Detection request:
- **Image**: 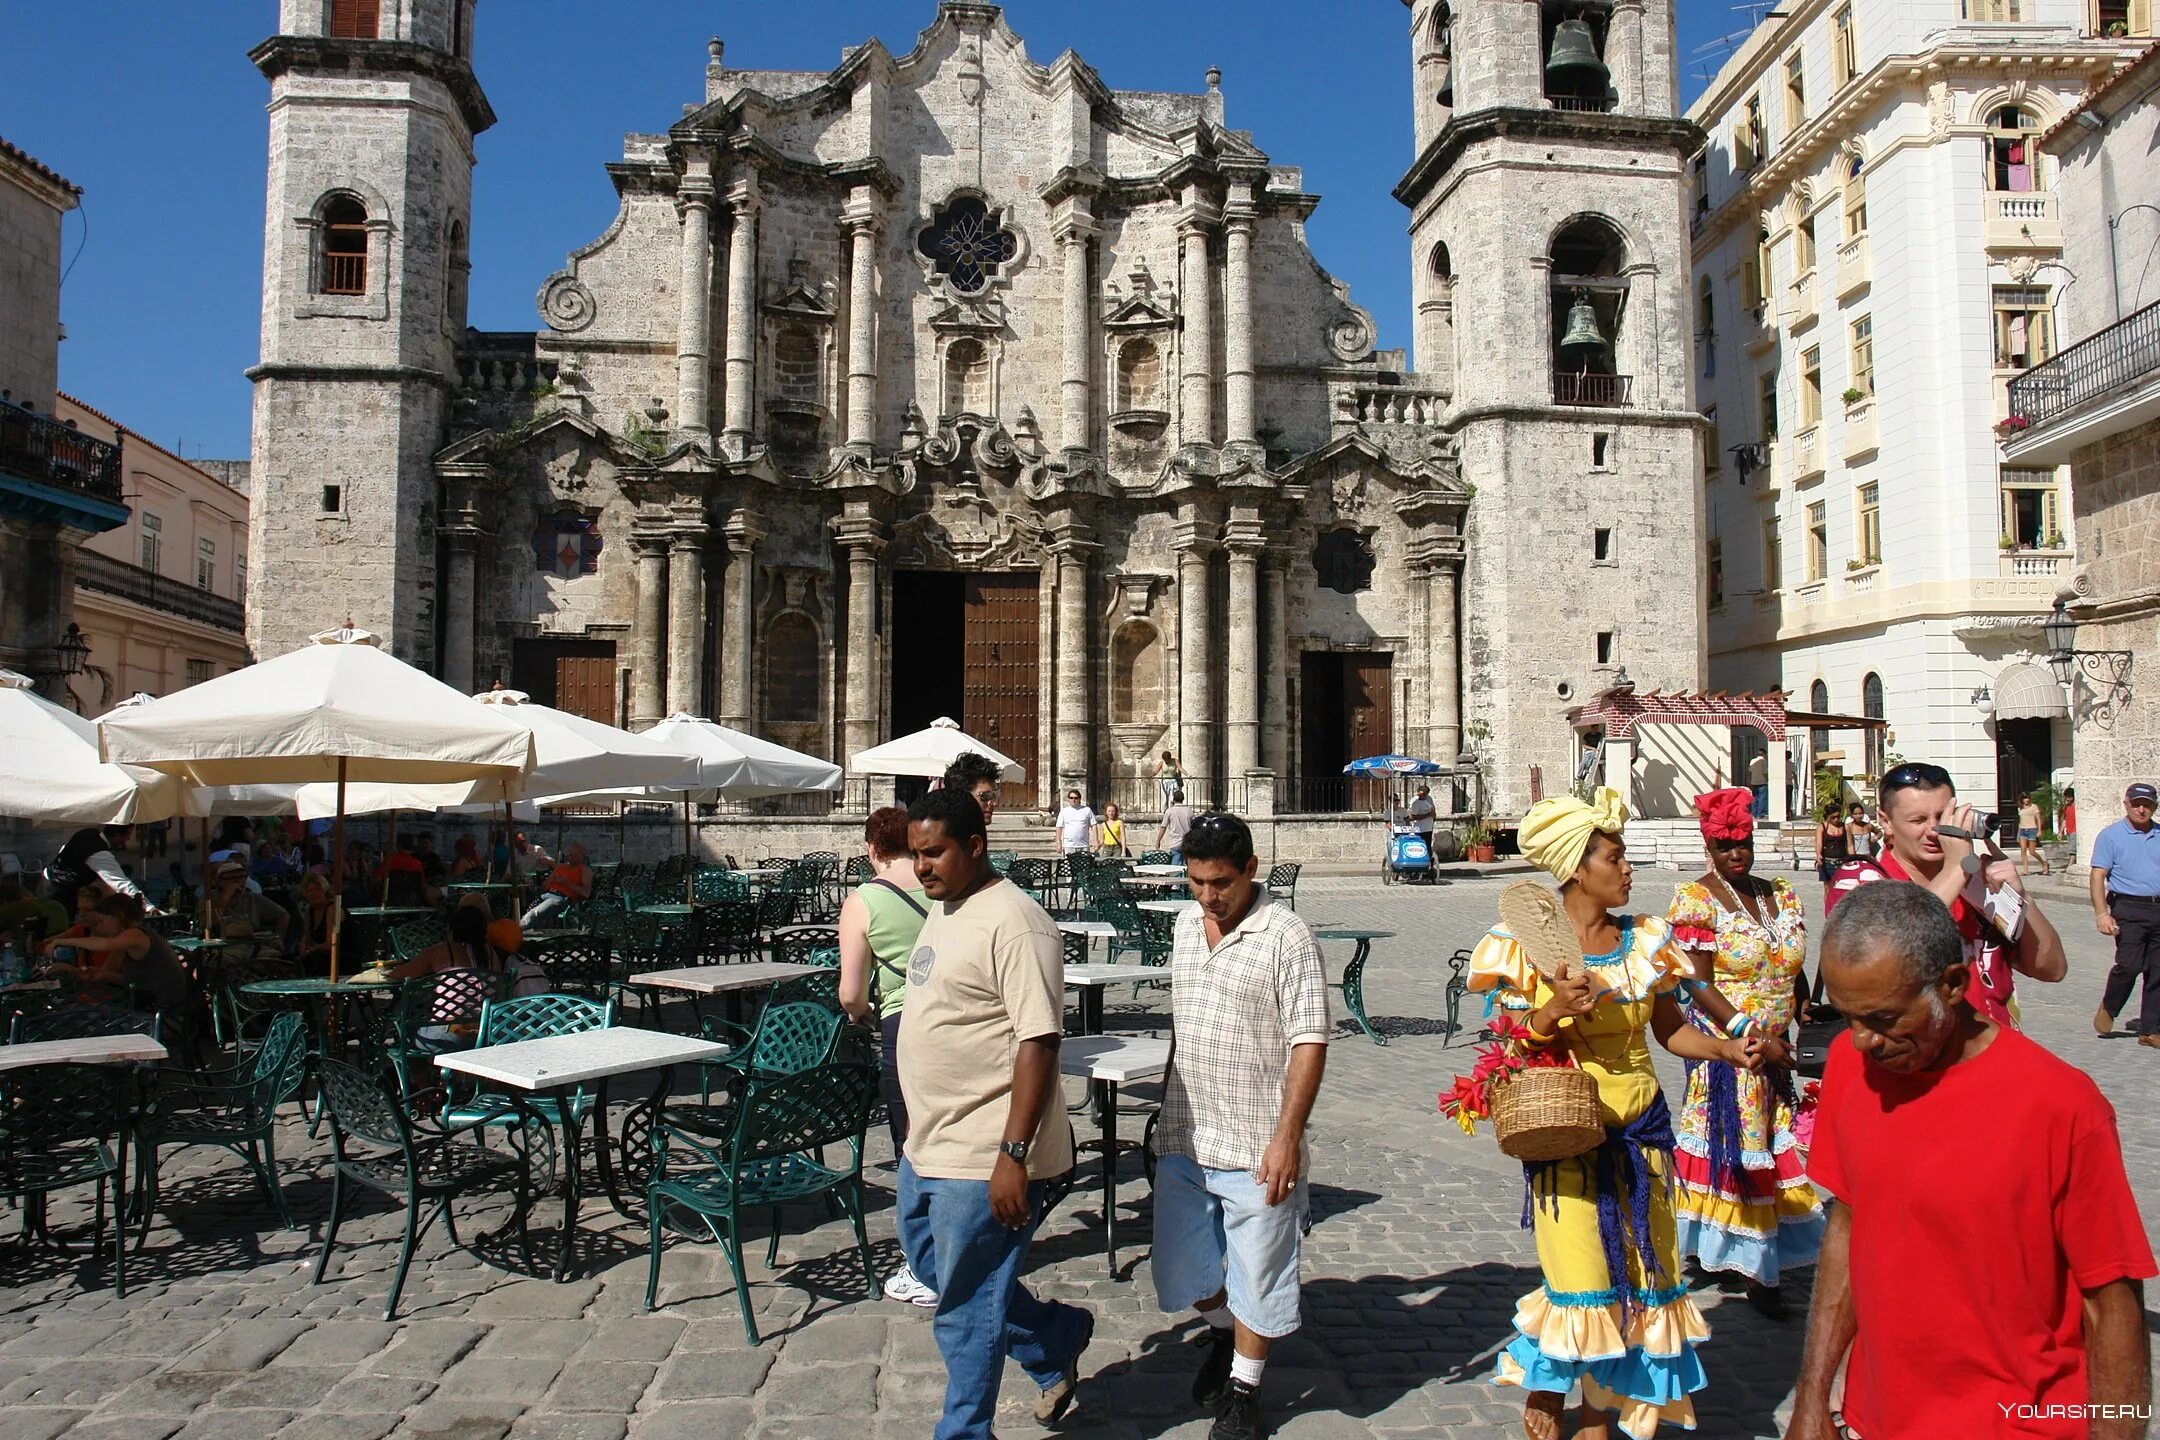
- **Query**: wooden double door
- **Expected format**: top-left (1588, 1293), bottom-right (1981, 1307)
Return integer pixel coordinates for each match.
top-left (511, 638), bottom-right (617, 726)
top-left (1300, 652), bottom-right (1395, 813)
top-left (890, 571), bottom-right (1039, 809)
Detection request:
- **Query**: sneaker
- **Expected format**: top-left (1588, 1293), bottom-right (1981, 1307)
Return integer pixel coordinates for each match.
top-left (1192, 1326), bottom-right (1236, 1407)
top-left (1033, 1304), bottom-right (1095, 1423)
top-left (882, 1264), bottom-right (937, 1307)
top-left (1210, 1378), bottom-right (1267, 1440)
top-left (2095, 1007), bottom-right (2115, 1037)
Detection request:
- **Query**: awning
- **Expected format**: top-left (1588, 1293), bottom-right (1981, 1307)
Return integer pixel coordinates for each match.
top-left (1991, 661), bottom-right (2068, 721)
top-left (1785, 709), bottom-right (1888, 731)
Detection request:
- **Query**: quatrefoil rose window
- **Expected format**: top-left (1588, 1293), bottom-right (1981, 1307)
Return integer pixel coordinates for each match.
top-left (917, 195), bottom-right (1018, 294)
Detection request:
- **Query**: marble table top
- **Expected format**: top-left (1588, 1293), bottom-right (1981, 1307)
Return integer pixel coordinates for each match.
top-left (434, 1026), bottom-right (729, 1091)
top-left (626, 962), bottom-right (826, 995)
top-left (0, 1033), bottom-right (168, 1072)
top-left (1058, 1034), bottom-right (1171, 1084)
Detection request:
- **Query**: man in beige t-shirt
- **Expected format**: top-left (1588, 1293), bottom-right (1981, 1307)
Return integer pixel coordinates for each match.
top-left (896, 787), bottom-right (1092, 1439)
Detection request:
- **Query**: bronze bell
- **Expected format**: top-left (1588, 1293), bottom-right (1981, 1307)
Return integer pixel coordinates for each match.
top-left (1559, 291), bottom-right (1609, 355)
top-left (1546, 18), bottom-right (1610, 86)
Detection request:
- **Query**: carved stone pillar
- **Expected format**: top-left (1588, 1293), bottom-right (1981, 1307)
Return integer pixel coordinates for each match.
top-left (1178, 205), bottom-right (1216, 447)
top-left (631, 536), bottom-right (669, 729)
top-left (1428, 564), bottom-right (1463, 762)
top-left (1608, 0), bottom-right (1646, 113)
top-left (1223, 191), bottom-right (1257, 447)
top-left (441, 526), bottom-right (479, 694)
top-left (720, 181), bottom-right (761, 459)
top-left (1176, 531), bottom-right (1218, 793)
top-left (1225, 528), bottom-right (1262, 779)
top-left (842, 188), bottom-right (880, 453)
top-left (1260, 551), bottom-right (1291, 776)
top-left (1417, 289), bottom-right (1456, 389)
top-left (834, 517), bottom-right (885, 767)
top-left (1052, 538), bottom-right (1095, 787)
top-left (1054, 212), bottom-right (1096, 455)
top-left (674, 165), bottom-right (715, 436)
top-left (666, 531), bottom-right (706, 718)
top-left (718, 514), bottom-right (763, 730)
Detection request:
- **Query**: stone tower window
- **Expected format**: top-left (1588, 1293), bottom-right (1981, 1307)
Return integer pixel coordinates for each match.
top-left (317, 194), bottom-right (370, 296)
top-left (1539, 1), bottom-right (1614, 112)
top-left (1116, 339), bottom-right (1161, 411)
top-left (1548, 215), bottom-right (1628, 405)
top-left (446, 218), bottom-right (469, 320)
top-left (1313, 529), bottom-right (1376, 595)
top-left (329, 0), bottom-right (381, 39)
top-left (918, 196), bottom-right (1017, 294)
top-left (945, 338), bottom-right (992, 416)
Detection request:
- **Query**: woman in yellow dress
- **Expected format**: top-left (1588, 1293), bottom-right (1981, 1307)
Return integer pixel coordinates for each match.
top-left (1469, 789), bottom-right (1764, 1440)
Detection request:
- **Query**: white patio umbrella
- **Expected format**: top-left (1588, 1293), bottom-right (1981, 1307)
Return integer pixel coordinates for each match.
top-left (100, 626), bottom-right (536, 977)
top-left (851, 715), bottom-right (1025, 780)
top-left (0, 671), bottom-right (190, 825)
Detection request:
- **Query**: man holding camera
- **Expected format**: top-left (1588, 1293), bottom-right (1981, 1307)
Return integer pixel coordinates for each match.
top-left (1825, 761), bottom-right (2066, 1031)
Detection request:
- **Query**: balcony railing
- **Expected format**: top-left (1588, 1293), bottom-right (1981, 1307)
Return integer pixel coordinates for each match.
top-left (0, 400), bottom-right (123, 507)
top-left (320, 250), bottom-right (367, 296)
top-left (2007, 299), bottom-right (2160, 429)
top-left (1836, 235), bottom-right (1870, 298)
top-left (1984, 190), bottom-right (2061, 248)
top-left (1552, 371), bottom-right (1634, 407)
top-left (1548, 93), bottom-right (1616, 113)
top-left (74, 549), bottom-right (245, 633)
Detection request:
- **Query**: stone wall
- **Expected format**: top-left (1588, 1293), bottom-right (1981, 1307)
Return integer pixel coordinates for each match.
top-left (2067, 420), bottom-right (2160, 866)
top-left (0, 162), bottom-right (65, 410)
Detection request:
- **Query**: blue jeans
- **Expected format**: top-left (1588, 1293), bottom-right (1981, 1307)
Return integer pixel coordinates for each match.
top-left (898, 1157), bottom-right (1090, 1440)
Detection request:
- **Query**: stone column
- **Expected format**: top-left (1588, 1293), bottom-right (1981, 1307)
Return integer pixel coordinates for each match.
top-left (1178, 204), bottom-right (1216, 448)
top-left (842, 189), bottom-right (881, 453)
top-left (835, 517), bottom-right (885, 767)
top-left (1260, 552), bottom-right (1290, 776)
top-left (718, 515), bottom-right (763, 730)
top-left (1224, 527), bottom-right (1262, 779)
top-left (1054, 211), bottom-right (1097, 456)
top-left (1608, 1), bottom-right (1645, 113)
top-left (666, 531), bottom-right (706, 718)
top-left (674, 164), bottom-right (716, 436)
top-left (1767, 734), bottom-right (1792, 827)
top-left (631, 536), bottom-right (669, 728)
top-left (720, 181), bottom-right (761, 460)
top-left (440, 527), bottom-right (479, 694)
top-left (1223, 191), bottom-right (1257, 447)
top-left (1428, 564), bottom-right (1462, 762)
top-left (1176, 531), bottom-right (1217, 794)
top-left (1052, 539), bottom-right (1094, 788)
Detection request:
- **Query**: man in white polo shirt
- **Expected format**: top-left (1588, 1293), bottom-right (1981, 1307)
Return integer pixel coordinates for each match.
top-left (1152, 811), bottom-right (1330, 1440)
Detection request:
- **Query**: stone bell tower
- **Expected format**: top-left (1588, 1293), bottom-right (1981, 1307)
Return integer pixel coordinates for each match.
top-left (246, 0), bottom-right (493, 665)
top-left (1399, 0), bottom-right (1705, 815)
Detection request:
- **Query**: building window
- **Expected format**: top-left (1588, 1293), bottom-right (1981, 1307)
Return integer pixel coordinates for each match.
top-left (1704, 405), bottom-right (1722, 472)
top-left (1801, 346), bottom-right (1823, 426)
top-left (1314, 529), bottom-right (1377, 594)
top-left (1849, 315), bottom-right (1875, 397)
top-left (185, 659), bottom-right (214, 688)
top-left (197, 536), bottom-right (217, 592)
top-left (1856, 481), bottom-right (1881, 564)
top-left (2000, 467), bottom-right (2063, 547)
top-left (235, 550), bottom-right (247, 597)
top-left (329, 0), bottom-right (381, 39)
top-left (1988, 107), bottom-right (2041, 192)
top-left (1596, 631), bottom-right (1616, 665)
top-left (1844, 152), bottom-right (1868, 238)
top-left (1697, 276), bottom-right (1717, 376)
top-left (1738, 95), bottom-right (1766, 169)
top-left (2092, 0), bottom-right (2155, 37)
top-left (1763, 516), bottom-right (1784, 590)
top-left (1593, 527), bottom-right (1615, 560)
top-left (1795, 215), bottom-right (1817, 276)
top-left (317, 193), bottom-right (369, 296)
top-left (140, 511), bottom-right (163, 573)
top-left (1691, 151), bottom-right (1710, 217)
top-left (1993, 287), bottom-right (2054, 370)
top-left (1708, 536), bottom-right (1725, 607)
top-left (917, 195), bottom-right (1017, 295)
top-left (1966, 0), bottom-right (2024, 19)
top-left (1862, 671), bottom-right (1886, 775)
top-left (1810, 678), bottom-right (1830, 713)
top-left (1759, 369), bottom-right (1781, 441)
top-left (1833, 6), bottom-right (1859, 86)
top-left (1785, 52), bottom-right (1807, 131)
top-left (321, 484), bottom-right (342, 514)
top-left (1806, 500), bottom-right (1828, 581)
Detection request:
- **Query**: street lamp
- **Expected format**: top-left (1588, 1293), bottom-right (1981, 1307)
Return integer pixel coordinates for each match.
top-left (2042, 596), bottom-right (2134, 725)
top-left (50, 622), bottom-right (90, 678)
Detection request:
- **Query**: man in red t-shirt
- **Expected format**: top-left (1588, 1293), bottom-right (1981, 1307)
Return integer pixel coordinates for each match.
top-left (1788, 882), bottom-right (2152, 1440)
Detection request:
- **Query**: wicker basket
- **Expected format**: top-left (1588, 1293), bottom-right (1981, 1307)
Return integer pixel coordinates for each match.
top-left (1490, 1065), bottom-right (1603, 1162)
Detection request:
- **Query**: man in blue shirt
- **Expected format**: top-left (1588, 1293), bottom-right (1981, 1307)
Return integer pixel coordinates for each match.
top-left (2089, 781), bottom-right (2160, 1046)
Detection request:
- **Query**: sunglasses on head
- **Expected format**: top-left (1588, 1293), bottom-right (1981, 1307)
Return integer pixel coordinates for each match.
top-left (1881, 763), bottom-right (1954, 795)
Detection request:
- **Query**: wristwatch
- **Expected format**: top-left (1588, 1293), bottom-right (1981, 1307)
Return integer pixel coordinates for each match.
top-left (998, 1139), bottom-right (1030, 1164)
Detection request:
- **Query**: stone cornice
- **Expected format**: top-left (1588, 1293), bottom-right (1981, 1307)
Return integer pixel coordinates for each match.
top-left (245, 362), bottom-right (451, 387)
top-left (249, 34), bottom-right (495, 136)
top-left (1396, 109), bottom-right (1704, 209)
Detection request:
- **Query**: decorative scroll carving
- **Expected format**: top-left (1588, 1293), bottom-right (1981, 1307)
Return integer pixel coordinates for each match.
top-left (538, 273), bottom-right (596, 333)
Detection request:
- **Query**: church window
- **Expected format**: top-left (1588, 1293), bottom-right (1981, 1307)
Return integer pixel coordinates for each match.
top-left (1595, 631), bottom-right (1615, 665)
top-left (764, 613), bottom-right (821, 724)
top-left (1593, 526), bottom-right (1614, 560)
top-left (318, 193), bottom-right (369, 296)
top-left (329, 0), bottom-right (381, 39)
top-left (945, 338), bottom-right (991, 415)
top-left (321, 485), bottom-right (342, 514)
top-left (1116, 339), bottom-right (1161, 411)
top-left (1313, 529), bottom-right (1376, 595)
top-left (917, 195), bottom-right (1017, 294)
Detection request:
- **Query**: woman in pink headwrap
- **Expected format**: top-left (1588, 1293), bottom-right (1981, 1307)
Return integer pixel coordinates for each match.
top-left (1664, 787), bottom-right (1824, 1319)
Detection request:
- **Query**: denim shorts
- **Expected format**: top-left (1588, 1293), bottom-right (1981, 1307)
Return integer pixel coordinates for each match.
top-left (1151, 1152), bottom-right (1308, 1338)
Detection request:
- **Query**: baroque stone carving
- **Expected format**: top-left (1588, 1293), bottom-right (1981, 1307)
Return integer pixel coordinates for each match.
top-left (538, 273), bottom-right (596, 332)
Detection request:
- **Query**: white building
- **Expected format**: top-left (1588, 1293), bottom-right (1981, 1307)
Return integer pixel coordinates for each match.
top-left (1687, 1), bottom-right (2142, 817)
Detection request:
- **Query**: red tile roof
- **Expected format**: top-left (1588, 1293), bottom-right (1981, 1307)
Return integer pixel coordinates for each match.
top-left (2044, 41), bottom-right (2160, 149)
top-left (0, 134), bottom-right (81, 198)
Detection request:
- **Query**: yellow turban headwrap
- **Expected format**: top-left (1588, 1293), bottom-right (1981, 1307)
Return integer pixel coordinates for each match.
top-left (1519, 787), bottom-right (1630, 883)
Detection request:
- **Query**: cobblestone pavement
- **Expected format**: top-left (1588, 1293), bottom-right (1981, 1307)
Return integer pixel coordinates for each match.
top-left (3, 871), bottom-right (2154, 1439)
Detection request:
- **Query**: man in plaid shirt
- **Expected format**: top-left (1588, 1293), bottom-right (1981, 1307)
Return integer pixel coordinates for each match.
top-left (1152, 812), bottom-right (1330, 1440)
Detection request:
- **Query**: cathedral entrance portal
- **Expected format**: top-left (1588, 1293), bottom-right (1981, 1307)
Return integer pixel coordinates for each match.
top-left (512, 637), bottom-right (618, 727)
top-left (889, 570), bottom-right (1040, 811)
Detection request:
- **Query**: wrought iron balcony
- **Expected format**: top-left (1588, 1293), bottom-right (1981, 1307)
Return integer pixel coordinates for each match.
top-left (1552, 371), bottom-right (1634, 407)
top-left (0, 398), bottom-right (123, 510)
top-left (74, 548), bottom-right (245, 633)
top-left (2007, 299), bottom-right (2160, 430)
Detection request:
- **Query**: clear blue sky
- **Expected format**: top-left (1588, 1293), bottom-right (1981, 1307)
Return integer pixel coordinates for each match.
top-left (2, 2), bottom-right (1741, 461)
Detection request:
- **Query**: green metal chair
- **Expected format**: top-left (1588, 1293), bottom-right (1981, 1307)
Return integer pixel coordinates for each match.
top-left (1094, 891), bottom-right (1173, 970)
top-left (1139, 850), bottom-right (1175, 866)
top-left (1008, 858), bottom-right (1055, 910)
top-left (534, 936), bottom-right (615, 1001)
top-left (1265, 862), bottom-right (1304, 911)
top-left (1442, 947), bottom-right (1475, 1045)
top-left (207, 954), bottom-right (302, 1057)
top-left (388, 914), bottom-right (449, 963)
top-left (771, 927), bottom-right (839, 969)
top-left (312, 1056), bottom-right (541, 1321)
top-left (642, 1059), bottom-right (879, 1340)
top-left (136, 1010), bottom-right (309, 1232)
top-left (693, 999), bottom-right (847, 1109)
top-left (442, 994), bottom-right (613, 1133)
top-left (692, 868), bottom-right (749, 904)
top-left (0, 1063), bottom-right (134, 1294)
top-left (988, 850), bottom-right (1018, 875)
top-left (381, 968), bottom-right (510, 1095)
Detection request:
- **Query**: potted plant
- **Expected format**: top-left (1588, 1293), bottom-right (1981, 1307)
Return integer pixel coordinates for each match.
top-left (1841, 387), bottom-right (1869, 407)
top-left (2043, 530), bottom-right (2065, 550)
top-left (1995, 414), bottom-right (2032, 437)
top-left (1999, 534), bottom-right (2020, 551)
top-left (1461, 818), bottom-right (1496, 865)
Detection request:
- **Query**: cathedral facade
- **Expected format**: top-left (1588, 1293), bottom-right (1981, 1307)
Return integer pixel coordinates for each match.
top-left (246, 0), bottom-right (1704, 819)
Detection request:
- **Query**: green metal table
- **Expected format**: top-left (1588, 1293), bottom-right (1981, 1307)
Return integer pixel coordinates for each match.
top-left (1311, 927), bottom-right (1394, 1045)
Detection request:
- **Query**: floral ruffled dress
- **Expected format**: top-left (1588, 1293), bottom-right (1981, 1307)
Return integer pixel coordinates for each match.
top-left (1468, 914), bottom-right (1710, 1438)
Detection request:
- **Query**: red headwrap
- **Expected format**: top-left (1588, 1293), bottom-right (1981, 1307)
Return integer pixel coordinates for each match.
top-left (1694, 787), bottom-right (1757, 843)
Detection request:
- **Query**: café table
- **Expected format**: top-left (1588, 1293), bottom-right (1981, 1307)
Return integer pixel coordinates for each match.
top-left (629, 961), bottom-right (826, 1031)
top-left (1060, 1034), bottom-right (1172, 1277)
top-left (1310, 927), bottom-right (1394, 1045)
top-left (1056, 919), bottom-right (1116, 965)
top-left (0, 1033), bottom-right (168, 1073)
top-left (434, 1026), bottom-right (729, 1281)
top-left (344, 905), bottom-right (438, 970)
top-left (1062, 963), bottom-right (1170, 1036)
top-left (1121, 873), bottom-right (1188, 891)
top-left (1131, 863), bottom-right (1185, 877)
top-left (1137, 898), bottom-right (1198, 916)
top-left (239, 974), bottom-right (404, 1057)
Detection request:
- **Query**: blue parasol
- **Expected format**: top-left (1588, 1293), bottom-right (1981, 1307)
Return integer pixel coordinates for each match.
top-left (1342, 754), bottom-right (1448, 777)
